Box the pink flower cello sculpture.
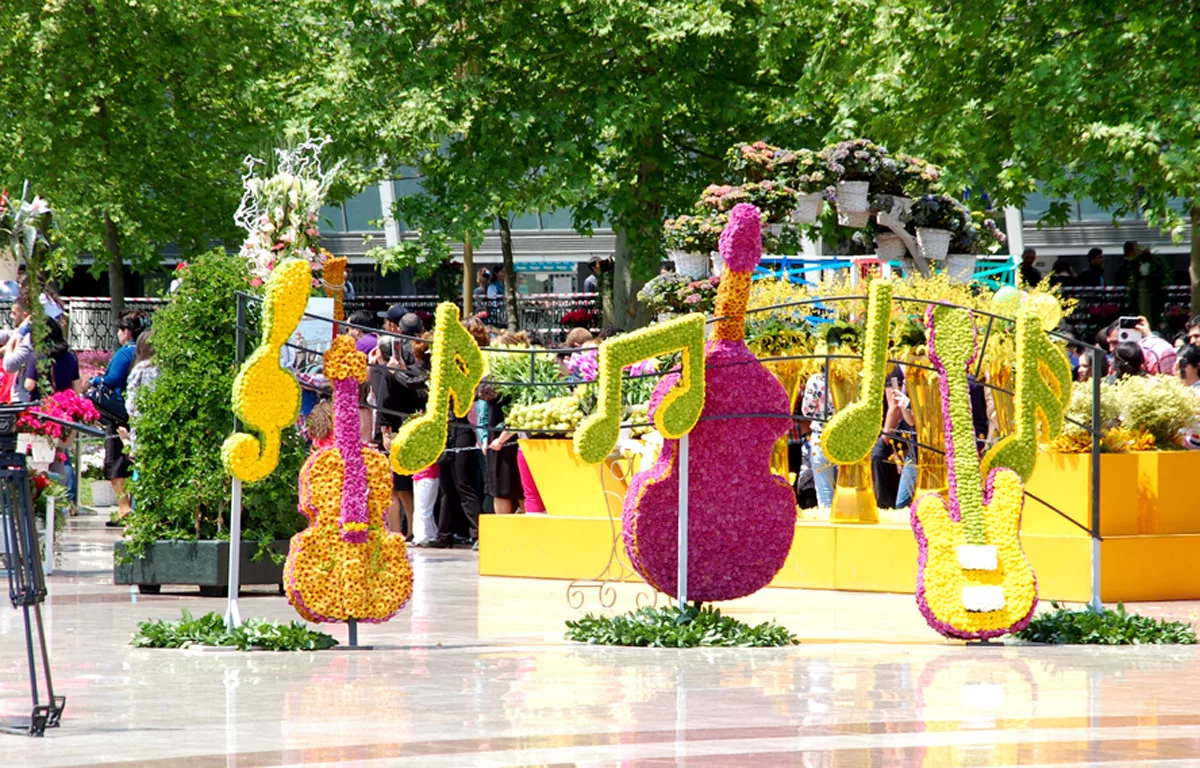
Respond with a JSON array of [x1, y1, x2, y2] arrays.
[[624, 203, 795, 601]]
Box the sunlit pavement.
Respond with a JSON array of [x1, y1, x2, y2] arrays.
[[3, 517, 1200, 767]]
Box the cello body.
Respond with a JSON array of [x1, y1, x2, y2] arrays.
[[622, 203, 795, 602]]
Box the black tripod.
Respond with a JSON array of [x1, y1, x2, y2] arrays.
[[0, 405, 64, 737]]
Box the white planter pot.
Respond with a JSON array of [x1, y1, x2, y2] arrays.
[[90, 479, 118, 508], [835, 180, 871, 213], [791, 193, 825, 225], [837, 209, 871, 229], [671, 251, 710, 279], [916, 227, 953, 262], [710, 251, 725, 277], [19, 435, 56, 465], [766, 222, 785, 237], [876, 196, 914, 230], [875, 233, 907, 260], [945, 253, 978, 283]]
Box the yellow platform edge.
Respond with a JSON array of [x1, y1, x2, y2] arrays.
[[480, 515, 1200, 603]]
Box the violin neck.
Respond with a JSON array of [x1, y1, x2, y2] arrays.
[[712, 271, 751, 342]]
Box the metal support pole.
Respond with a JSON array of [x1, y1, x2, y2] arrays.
[[73, 430, 81, 513], [676, 433, 689, 609], [43, 494, 53, 576], [348, 618, 358, 648], [225, 294, 247, 629], [1089, 347, 1103, 612]]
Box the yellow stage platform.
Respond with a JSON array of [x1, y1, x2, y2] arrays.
[[484, 442, 1200, 602]]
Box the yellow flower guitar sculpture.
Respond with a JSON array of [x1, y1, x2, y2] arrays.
[[285, 336, 412, 623], [222, 259, 311, 482], [390, 302, 486, 475], [912, 304, 1037, 640]]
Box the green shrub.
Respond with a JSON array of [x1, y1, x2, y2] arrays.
[[565, 604, 798, 648], [131, 609, 337, 651], [124, 250, 306, 562], [1117, 375, 1200, 448], [1016, 602, 1197, 645]]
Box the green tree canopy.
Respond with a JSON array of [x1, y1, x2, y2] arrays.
[[304, 0, 833, 326], [772, 0, 1200, 305], [0, 0, 309, 317]]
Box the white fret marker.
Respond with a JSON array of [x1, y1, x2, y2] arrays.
[[962, 585, 1006, 612], [958, 544, 998, 572]]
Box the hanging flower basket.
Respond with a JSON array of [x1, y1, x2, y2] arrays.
[[916, 227, 953, 262], [835, 180, 870, 213], [876, 232, 907, 260], [18, 435, 56, 465], [671, 251, 710, 279], [945, 254, 978, 283], [790, 193, 825, 225], [876, 195, 914, 230], [837, 209, 871, 229]]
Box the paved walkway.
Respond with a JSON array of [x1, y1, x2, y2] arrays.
[[3, 518, 1200, 766]]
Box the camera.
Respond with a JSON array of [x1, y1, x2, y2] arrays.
[[1117, 316, 1143, 344]]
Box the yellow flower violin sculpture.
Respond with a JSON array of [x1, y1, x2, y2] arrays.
[[222, 259, 311, 483], [285, 336, 412, 624]]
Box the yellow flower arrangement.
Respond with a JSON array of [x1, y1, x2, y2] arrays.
[[222, 259, 312, 483], [285, 335, 411, 624], [573, 314, 706, 464], [821, 277, 893, 465], [980, 308, 1073, 481], [389, 302, 486, 475]]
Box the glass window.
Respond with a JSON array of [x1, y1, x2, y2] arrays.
[[391, 169, 424, 233], [318, 204, 346, 233], [1076, 198, 1119, 221], [1020, 186, 1054, 220], [510, 212, 541, 230], [343, 189, 383, 231], [538, 208, 574, 230]]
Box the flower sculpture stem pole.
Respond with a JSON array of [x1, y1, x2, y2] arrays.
[[676, 432, 689, 608]]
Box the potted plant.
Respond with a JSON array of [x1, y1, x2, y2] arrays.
[[820, 139, 888, 224], [664, 213, 727, 278], [906, 194, 971, 263], [785, 149, 830, 225], [81, 453, 117, 507], [724, 141, 798, 184], [637, 273, 721, 318], [945, 212, 1008, 282], [116, 250, 308, 595]]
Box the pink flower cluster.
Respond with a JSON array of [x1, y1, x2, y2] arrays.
[[717, 203, 762, 272], [333, 376, 369, 544], [565, 348, 657, 383], [19, 390, 101, 440]]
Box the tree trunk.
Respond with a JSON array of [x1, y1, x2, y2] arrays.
[[612, 230, 651, 330], [1191, 204, 1200, 317], [105, 213, 125, 324], [462, 231, 475, 317], [497, 214, 519, 331]]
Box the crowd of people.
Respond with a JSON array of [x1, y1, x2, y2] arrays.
[[299, 303, 604, 550], [792, 311, 1200, 513]]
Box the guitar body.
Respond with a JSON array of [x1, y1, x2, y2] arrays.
[[623, 339, 795, 601], [912, 468, 1037, 640]]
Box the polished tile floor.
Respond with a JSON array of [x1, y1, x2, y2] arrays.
[[4, 517, 1200, 767]]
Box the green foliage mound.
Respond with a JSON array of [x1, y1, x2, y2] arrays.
[[132, 609, 337, 652], [125, 250, 306, 561], [565, 604, 798, 648], [1017, 603, 1197, 645]]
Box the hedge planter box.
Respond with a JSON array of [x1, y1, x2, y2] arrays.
[[114, 539, 289, 596]]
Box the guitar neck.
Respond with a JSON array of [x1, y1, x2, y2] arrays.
[[929, 306, 987, 546]]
